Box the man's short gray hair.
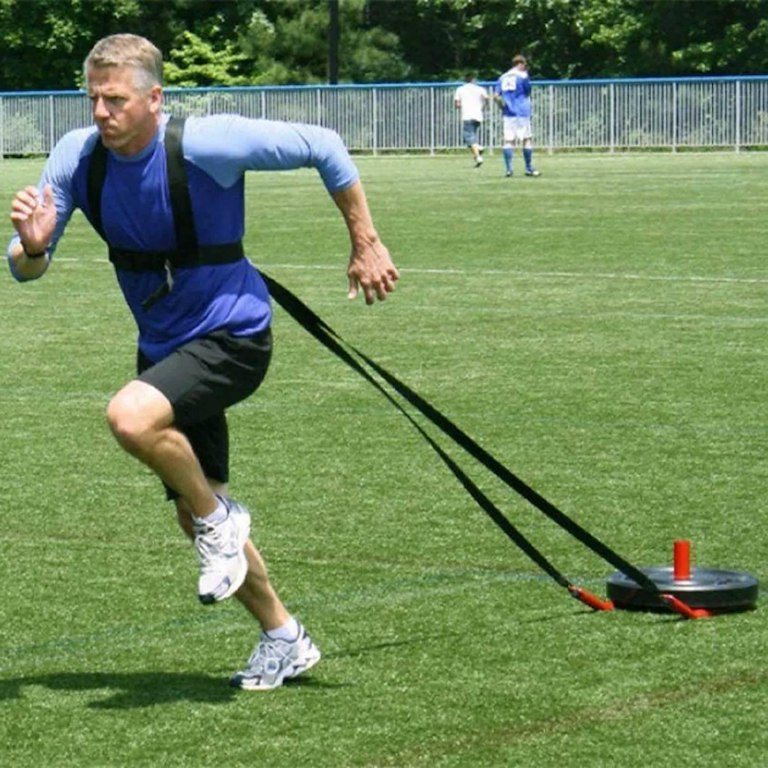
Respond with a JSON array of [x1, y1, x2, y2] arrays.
[[84, 34, 163, 91]]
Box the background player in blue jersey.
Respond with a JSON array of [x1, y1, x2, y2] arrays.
[[7, 33, 400, 691], [494, 54, 541, 177]]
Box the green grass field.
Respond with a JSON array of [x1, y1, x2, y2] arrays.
[[1, 151, 766, 767]]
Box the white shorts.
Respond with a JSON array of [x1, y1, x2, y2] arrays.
[[503, 116, 533, 142]]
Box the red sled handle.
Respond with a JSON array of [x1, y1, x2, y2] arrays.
[[569, 586, 615, 612], [660, 593, 713, 620]]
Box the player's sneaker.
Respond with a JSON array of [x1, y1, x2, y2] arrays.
[[194, 497, 250, 605], [475, 155, 484, 167], [525, 169, 541, 177], [230, 623, 321, 691], [505, 170, 513, 177]]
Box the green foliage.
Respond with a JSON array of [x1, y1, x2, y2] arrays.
[[1, 0, 768, 90], [165, 30, 250, 87], [344, 25, 410, 83], [564, 0, 768, 77], [235, 0, 410, 85], [368, 0, 768, 79]]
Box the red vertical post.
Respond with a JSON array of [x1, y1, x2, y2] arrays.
[[673, 539, 691, 581]]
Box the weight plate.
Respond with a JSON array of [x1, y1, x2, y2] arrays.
[[606, 566, 759, 612]]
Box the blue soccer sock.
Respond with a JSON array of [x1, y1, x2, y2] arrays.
[[523, 147, 533, 171], [503, 146, 513, 173]]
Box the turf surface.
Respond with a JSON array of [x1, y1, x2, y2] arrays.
[[1, 151, 766, 767]]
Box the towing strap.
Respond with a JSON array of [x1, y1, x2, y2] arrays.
[[261, 271, 663, 608]]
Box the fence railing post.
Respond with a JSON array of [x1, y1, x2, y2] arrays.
[[372, 88, 378, 156], [548, 84, 554, 154], [672, 82, 678, 153], [609, 82, 615, 153]]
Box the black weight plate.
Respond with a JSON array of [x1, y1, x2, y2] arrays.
[[606, 566, 759, 611]]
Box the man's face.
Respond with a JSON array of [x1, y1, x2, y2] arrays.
[[87, 65, 162, 155]]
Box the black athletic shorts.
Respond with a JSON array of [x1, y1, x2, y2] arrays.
[[137, 327, 272, 498]]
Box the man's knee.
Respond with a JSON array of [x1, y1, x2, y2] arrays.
[[106, 393, 142, 451], [106, 380, 171, 453]]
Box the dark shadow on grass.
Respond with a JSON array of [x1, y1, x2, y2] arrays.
[[0, 668, 335, 708], [0, 671, 238, 709]]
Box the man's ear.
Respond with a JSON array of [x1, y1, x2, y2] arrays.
[[149, 85, 163, 114]]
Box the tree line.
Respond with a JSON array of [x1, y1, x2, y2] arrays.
[[1, 0, 767, 92]]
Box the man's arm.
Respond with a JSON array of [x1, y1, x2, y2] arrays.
[[8, 184, 56, 281], [188, 116, 398, 303], [331, 180, 399, 305], [7, 240, 50, 281]]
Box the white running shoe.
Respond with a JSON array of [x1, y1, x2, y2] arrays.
[[230, 623, 321, 691], [194, 497, 250, 605]]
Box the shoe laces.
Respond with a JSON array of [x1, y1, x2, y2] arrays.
[[194, 515, 233, 565], [247, 634, 292, 673]]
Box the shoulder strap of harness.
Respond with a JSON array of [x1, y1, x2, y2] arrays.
[[164, 117, 197, 253], [86, 133, 107, 241]]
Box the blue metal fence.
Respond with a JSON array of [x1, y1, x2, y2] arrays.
[[1, 76, 767, 157]]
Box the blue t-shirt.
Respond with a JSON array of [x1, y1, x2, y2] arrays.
[[7, 113, 360, 361], [495, 68, 532, 118]]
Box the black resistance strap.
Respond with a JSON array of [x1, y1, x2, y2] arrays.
[[261, 273, 662, 600]]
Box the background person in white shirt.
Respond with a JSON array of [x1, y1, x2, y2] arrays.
[[453, 74, 489, 167]]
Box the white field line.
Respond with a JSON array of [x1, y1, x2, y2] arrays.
[[52, 256, 768, 285]]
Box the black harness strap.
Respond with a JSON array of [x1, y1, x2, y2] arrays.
[[86, 117, 244, 307], [165, 117, 197, 254], [86, 136, 107, 241]]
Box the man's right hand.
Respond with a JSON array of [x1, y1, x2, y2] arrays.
[[10, 184, 56, 254]]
